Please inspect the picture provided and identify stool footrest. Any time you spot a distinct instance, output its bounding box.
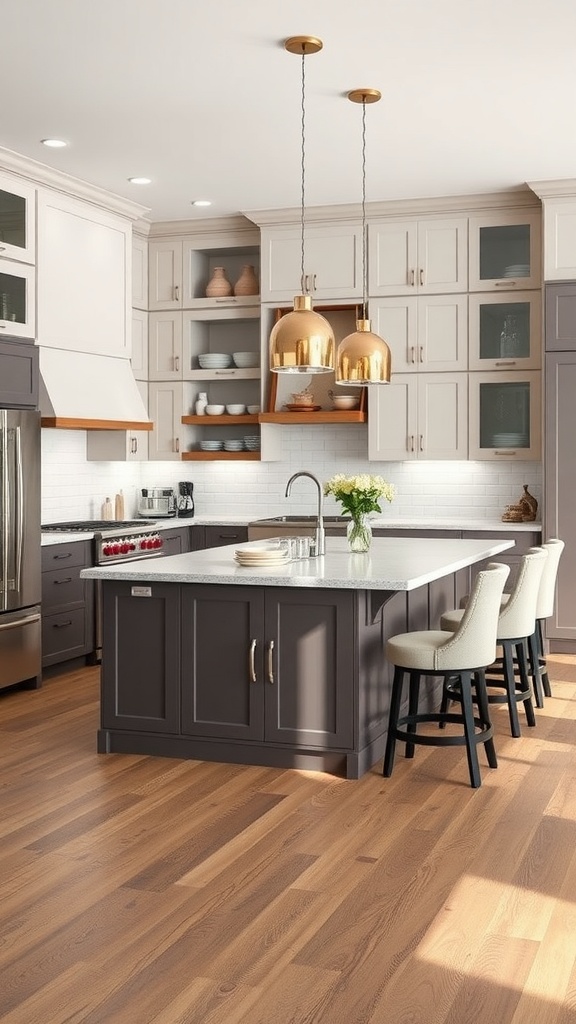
[395,711,493,749]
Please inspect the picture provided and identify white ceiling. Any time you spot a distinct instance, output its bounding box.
[2,0,576,224]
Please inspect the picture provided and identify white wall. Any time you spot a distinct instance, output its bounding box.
[41,426,542,524]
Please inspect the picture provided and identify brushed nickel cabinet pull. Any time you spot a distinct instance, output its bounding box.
[54,577,73,585]
[419,346,424,363]
[409,435,415,452]
[419,434,424,451]
[410,269,415,286]
[249,639,257,682]
[419,268,424,286]
[175,437,180,453]
[174,355,180,372]
[495,360,517,367]
[495,280,516,286]
[312,273,317,291]
[174,284,179,301]
[410,346,416,364]
[267,640,275,684]
[494,449,517,456]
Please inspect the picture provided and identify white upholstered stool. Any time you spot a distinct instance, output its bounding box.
[383,562,510,789]
[440,547,548,738]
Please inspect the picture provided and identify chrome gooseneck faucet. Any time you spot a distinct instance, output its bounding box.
[285,471,325,556]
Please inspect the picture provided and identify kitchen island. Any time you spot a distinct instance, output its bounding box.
[82,536,514,779]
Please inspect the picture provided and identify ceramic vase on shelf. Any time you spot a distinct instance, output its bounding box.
[233,264,259,296]
[205,266,233,298]
[518,484,538,522]
[347,514,372,553]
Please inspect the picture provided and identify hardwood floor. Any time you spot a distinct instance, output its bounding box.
[1,656,576,1023]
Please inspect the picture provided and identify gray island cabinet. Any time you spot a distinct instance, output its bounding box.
[83,536,514,779]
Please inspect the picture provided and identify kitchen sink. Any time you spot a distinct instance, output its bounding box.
[252,515,349,525]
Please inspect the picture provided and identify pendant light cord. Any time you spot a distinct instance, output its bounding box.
[300,50,306,293]
[361,97,367,320]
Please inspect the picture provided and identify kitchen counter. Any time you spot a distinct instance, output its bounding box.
[94,534,515,780]
[81,536,515,589]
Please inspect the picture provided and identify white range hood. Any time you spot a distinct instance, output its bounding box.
[39,348,151,430]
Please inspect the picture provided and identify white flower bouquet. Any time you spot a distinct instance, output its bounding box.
[323,473,395,518]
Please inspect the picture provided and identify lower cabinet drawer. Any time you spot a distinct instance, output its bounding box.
[42,608,89,666]
[42,567,85,612]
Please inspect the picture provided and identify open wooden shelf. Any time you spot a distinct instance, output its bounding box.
[182,450,261,461]
[181,413,259,426]
[259,410,367,424]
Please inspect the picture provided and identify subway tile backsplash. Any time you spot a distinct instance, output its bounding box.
[41,426,542,524]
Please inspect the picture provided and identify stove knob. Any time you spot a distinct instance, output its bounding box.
[103,545,112,556]
[120,542,130,554]
[140,538,150,550]
[153,536,163,548]
[129,541,136,551]
[112,543,121,555]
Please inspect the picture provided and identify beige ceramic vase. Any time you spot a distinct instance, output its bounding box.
[233,264,259,296]
[206,266,233,298]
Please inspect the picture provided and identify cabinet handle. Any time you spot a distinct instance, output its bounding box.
[249,639,257,682]
[409,435,415,452]
[215,297,237,304]
[174,355,180,372]
[131,437,138,454]
[175,437,180,453]
[174,284,179,301]
[419,268,424,286]
[312,273,317,291]
[410,346,416,364]
[494,450,517,456]
[410,269,415,286]
[53,552,72,560]
[267,639,275,684]
[495,360,517,367]
[495,280,516,286]
[54,577,73,585]
[53,620,73,629]
[419,434,424,451]
[419,346,424,363]
[215,370,235,376]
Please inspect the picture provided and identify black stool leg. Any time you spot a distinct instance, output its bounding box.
[383,666,405,777]
[527,630,544,708]
[516,639,536,727]
[474,669,497,769]
[405,671,421,758]
[460,671,481,789]
[538,619,552,698]
[501,640,522,738]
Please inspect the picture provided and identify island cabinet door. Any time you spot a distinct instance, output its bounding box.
[100,583,181,734]
[181,585,265,740]
[263,589,355,750]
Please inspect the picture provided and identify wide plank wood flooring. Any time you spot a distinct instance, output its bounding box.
[1,656,576,1023]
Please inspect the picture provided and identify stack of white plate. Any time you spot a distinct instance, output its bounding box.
[491,432,529,447]
[503,264,529,277]
[243,434,261,451]
[198,352,232,369]
[223,439,245,451]
[199,439,224,451]
[234,546,291,567]
[232,351,259,368]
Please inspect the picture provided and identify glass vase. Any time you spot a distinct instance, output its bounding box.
[347,514,372,553]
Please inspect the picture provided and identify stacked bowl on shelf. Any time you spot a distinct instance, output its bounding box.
[232,351,259,368]
[198,352,232,369]
[199,440,224,451]
[243,435,261,452]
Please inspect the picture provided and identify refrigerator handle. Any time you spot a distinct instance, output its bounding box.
[14,425,24,592]
[1,412,8,606]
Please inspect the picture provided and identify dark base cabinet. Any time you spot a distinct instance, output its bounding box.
[97,576,465,779]
[41,541,94,668]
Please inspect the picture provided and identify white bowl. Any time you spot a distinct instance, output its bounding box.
[247,404,260,415]
[332,395,360,410]
[225,404,246,415]
[232,351,259,368]
[205,404,225,415]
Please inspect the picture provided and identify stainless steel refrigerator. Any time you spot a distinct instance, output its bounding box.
[0,408,41,689]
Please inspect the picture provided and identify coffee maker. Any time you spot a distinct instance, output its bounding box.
[177,481,195,518]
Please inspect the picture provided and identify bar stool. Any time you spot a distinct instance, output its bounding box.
[440,547,548,738]
[500,539,564,706]
[383,562,510,789]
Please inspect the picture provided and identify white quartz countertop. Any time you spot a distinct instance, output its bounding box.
[80,536,515,591]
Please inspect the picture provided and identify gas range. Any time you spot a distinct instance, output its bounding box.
[41,519,164,564]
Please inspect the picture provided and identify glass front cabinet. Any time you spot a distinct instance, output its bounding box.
[0,259,35,339]
[468,212,541,291]
[468,291,542,371]
[468,370,541,461]
[0,176,36,264]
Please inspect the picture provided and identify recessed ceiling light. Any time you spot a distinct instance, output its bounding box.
[128,176,152,185]
[41,138,68,148]
[192,199,212,207]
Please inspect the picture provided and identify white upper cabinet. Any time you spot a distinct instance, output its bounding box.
[368,373,468,461]
[468,291,541,371]
[542,200,576,281]
[0,259,35,338]
[368,217,468,296]
[131,308,148,380]
[148,239,183,309]
[0,173,36,264]
[132,234,149,309]
[37,191,131,357]
[371,295,468,373]
[468,211,541,291]
[260,223,363,302]
[148,311,183,380]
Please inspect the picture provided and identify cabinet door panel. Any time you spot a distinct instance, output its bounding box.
[417,373,468,460]
[148,239,182,309]
[545,283,576,351]
[148,382,183,460]
[148,312,183,380]
[264,589,354,748]
[369,221,416,295]
[181,586,264,739]
[419,295,468,370]
[368,377,416,460]
[417,219,468,293]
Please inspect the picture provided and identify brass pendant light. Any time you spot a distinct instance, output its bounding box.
[269,36,335,374]
[336,89,391,385]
